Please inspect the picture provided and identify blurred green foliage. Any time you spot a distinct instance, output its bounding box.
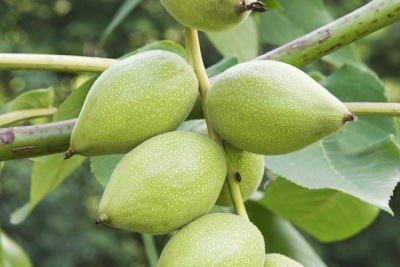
[0,0,399,266]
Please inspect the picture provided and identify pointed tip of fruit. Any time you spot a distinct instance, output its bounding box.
[343,112,358,123]
[64,148,75,159]
[95,214,108,225]
[242,1,268,12]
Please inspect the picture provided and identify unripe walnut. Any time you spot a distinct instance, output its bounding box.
[96,131,227,235]
[65,50,198,158]
[158,213,266,266]
[207,60,357,155]
[160,0,266,32]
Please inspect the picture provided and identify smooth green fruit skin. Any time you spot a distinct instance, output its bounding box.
[160,0,252,32]
[264,253,304,267]
[207,60,353,155]
[98,131,227,235]
[157,213,265,267]
[69,50,198,157]
[190,120,264,206]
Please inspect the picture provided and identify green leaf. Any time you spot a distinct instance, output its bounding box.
[10,154,86,224]
[206,54,239,77]
[53,75,98,121]
[135,40,186,59]
[264,0,284,11]
[7,87,54,112]
[98,0,142,49]
[265,65,400,214]
[186,100,204,120]
[259,0,331,45]
[277,0,332,32]
[177,120,203,131]
[260,177,379,242]
[258,0,363,67]
[206,16,258,62]
[30,154,86,207]
[246,201,327,267]
[322,64,391,103]
[90,154,124,187]
[120,40,186,59]
[259,9,304,46]
[265,135,400,214]
[322,46,365,69]
[9,204,30,226]
[0,228,33,267]
[4,87,55,125]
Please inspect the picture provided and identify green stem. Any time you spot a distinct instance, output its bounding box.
[0,119,75,161]
[0,53,117,73]
[1,102,399,161]
[345,102,400,116]
[184,27,249,220]
[253,0,400,67]
[0,107,57,126]
[141,234,158,267]
[1,1,399,74]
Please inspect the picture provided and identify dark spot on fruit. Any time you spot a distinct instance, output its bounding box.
[235,172,242,182]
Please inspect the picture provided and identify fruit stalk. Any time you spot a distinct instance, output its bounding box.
[184,27,249,220]
[184,27,218,142]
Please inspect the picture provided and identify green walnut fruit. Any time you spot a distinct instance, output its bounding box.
[190,120,264,206]
[65,50,198,158]
[96,131,227,235]
[207,60,357,155]
[264,253,304,267]
[160,0,266,32]
[158,213,265,266]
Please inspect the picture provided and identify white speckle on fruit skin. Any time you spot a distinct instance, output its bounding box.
[98,131,228,235]
[157,213,265,266]
[207,60,350,155]
[70,50,199,156]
